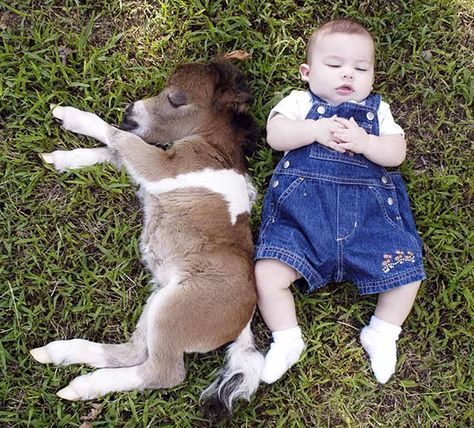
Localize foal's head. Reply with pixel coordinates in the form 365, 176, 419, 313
121, 61, 258, 156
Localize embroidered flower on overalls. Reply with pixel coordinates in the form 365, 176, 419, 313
382, 250, 415, 273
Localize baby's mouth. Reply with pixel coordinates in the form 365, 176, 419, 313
336, 85, 354, 95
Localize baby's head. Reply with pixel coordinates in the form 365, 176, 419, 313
300, 19, 375, 106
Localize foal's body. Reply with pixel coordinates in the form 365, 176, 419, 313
31, 61, 263, 413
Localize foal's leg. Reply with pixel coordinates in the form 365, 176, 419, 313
51, 105, 169, 183
51, 105, 111, 142
30, 326, 147, 369
40, 147, 115, 172
29, 288, 169, 368
53, 287, 187, 401
41, 105, 118, 171
55, 345, 185, 401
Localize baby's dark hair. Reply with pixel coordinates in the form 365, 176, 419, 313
306, 19, 374, 63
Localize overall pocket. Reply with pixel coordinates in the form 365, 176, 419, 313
259, 175, 306, 238
388, 172, 423, 247
368, 185, 422, 253
273, 176, 306, 215
309, 143, 369, 168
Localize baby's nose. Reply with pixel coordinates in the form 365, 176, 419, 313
342, 69, 354, 79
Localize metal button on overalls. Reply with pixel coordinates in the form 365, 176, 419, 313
387, 197, 394, 205
366, 111, 375, 120
283, 160, 290, 169
317, 106, 326, 114
381, 176, 389, 184
272, 180, 279, 188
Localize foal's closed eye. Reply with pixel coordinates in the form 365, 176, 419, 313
167, 90, 188, 107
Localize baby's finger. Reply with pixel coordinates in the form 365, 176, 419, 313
329, 116, 346, 126
338, 142, 356, 152
331, 135, 345, 143
331, 120, 346, 129
330, 125, 345, 133
328, 141, 346, 153
332, 131, 350, 142
334, 117, 351, 127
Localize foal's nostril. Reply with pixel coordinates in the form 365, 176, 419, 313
124, 102, 134, 116
120, 102, 138, 131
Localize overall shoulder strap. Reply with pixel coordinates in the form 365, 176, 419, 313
364, 93, 382, 110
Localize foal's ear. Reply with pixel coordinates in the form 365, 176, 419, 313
211, 61, 252, 113
214, 88, 252, 113
221, 50, 251, 61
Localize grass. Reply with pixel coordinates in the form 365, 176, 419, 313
1, 0, 472, 426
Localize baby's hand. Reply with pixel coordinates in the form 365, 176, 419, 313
315, 116, 347, 153
332, 117, 369, 154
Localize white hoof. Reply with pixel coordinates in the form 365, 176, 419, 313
30, 347, 53, 364
50, 104, 64, 119
39, 152, 54, 164
57, 386, 82, 401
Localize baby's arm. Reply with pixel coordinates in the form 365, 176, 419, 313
333, 117, 406, 167
267, 114, 346, 152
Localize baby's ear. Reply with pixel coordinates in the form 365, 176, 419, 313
299, 64, 310, 82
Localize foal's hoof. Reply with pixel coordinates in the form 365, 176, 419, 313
57, 386, 81, 401
50, 103, 63, 117
30, 347, 53, 364
39, 152, 54, 164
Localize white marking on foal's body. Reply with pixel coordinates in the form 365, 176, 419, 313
144, 169, 251, 224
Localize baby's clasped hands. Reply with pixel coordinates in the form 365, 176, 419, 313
332, 116, 370, 154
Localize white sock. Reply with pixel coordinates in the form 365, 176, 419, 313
260, 326, 305, 384
360, 315, 402, 384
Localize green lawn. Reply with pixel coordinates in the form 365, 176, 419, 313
1, 0, 472, 426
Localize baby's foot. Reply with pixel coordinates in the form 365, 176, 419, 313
360, 316, 401, 384
260, 337, 305, 384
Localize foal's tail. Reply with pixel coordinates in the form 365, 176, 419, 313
200, 322, 264, 420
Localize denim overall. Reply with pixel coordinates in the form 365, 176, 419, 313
255, 92, 426, 294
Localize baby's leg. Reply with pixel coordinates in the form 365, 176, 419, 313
361, 280, 421, 383
256, 259, 300, 330
374, 280, 421, 325
255, 259, 305, 383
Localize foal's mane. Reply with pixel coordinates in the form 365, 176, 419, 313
210, 61, 259, 160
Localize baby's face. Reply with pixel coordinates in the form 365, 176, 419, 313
300, 32, 375, 106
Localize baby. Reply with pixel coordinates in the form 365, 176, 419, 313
255, 19, 426, 384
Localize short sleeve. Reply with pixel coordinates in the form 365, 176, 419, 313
378, 101, 405, 136
267, 90, 313, 124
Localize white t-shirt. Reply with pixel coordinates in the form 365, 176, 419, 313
268, 90, 404, 136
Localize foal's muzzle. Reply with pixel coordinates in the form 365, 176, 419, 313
120, 103, 138, 131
